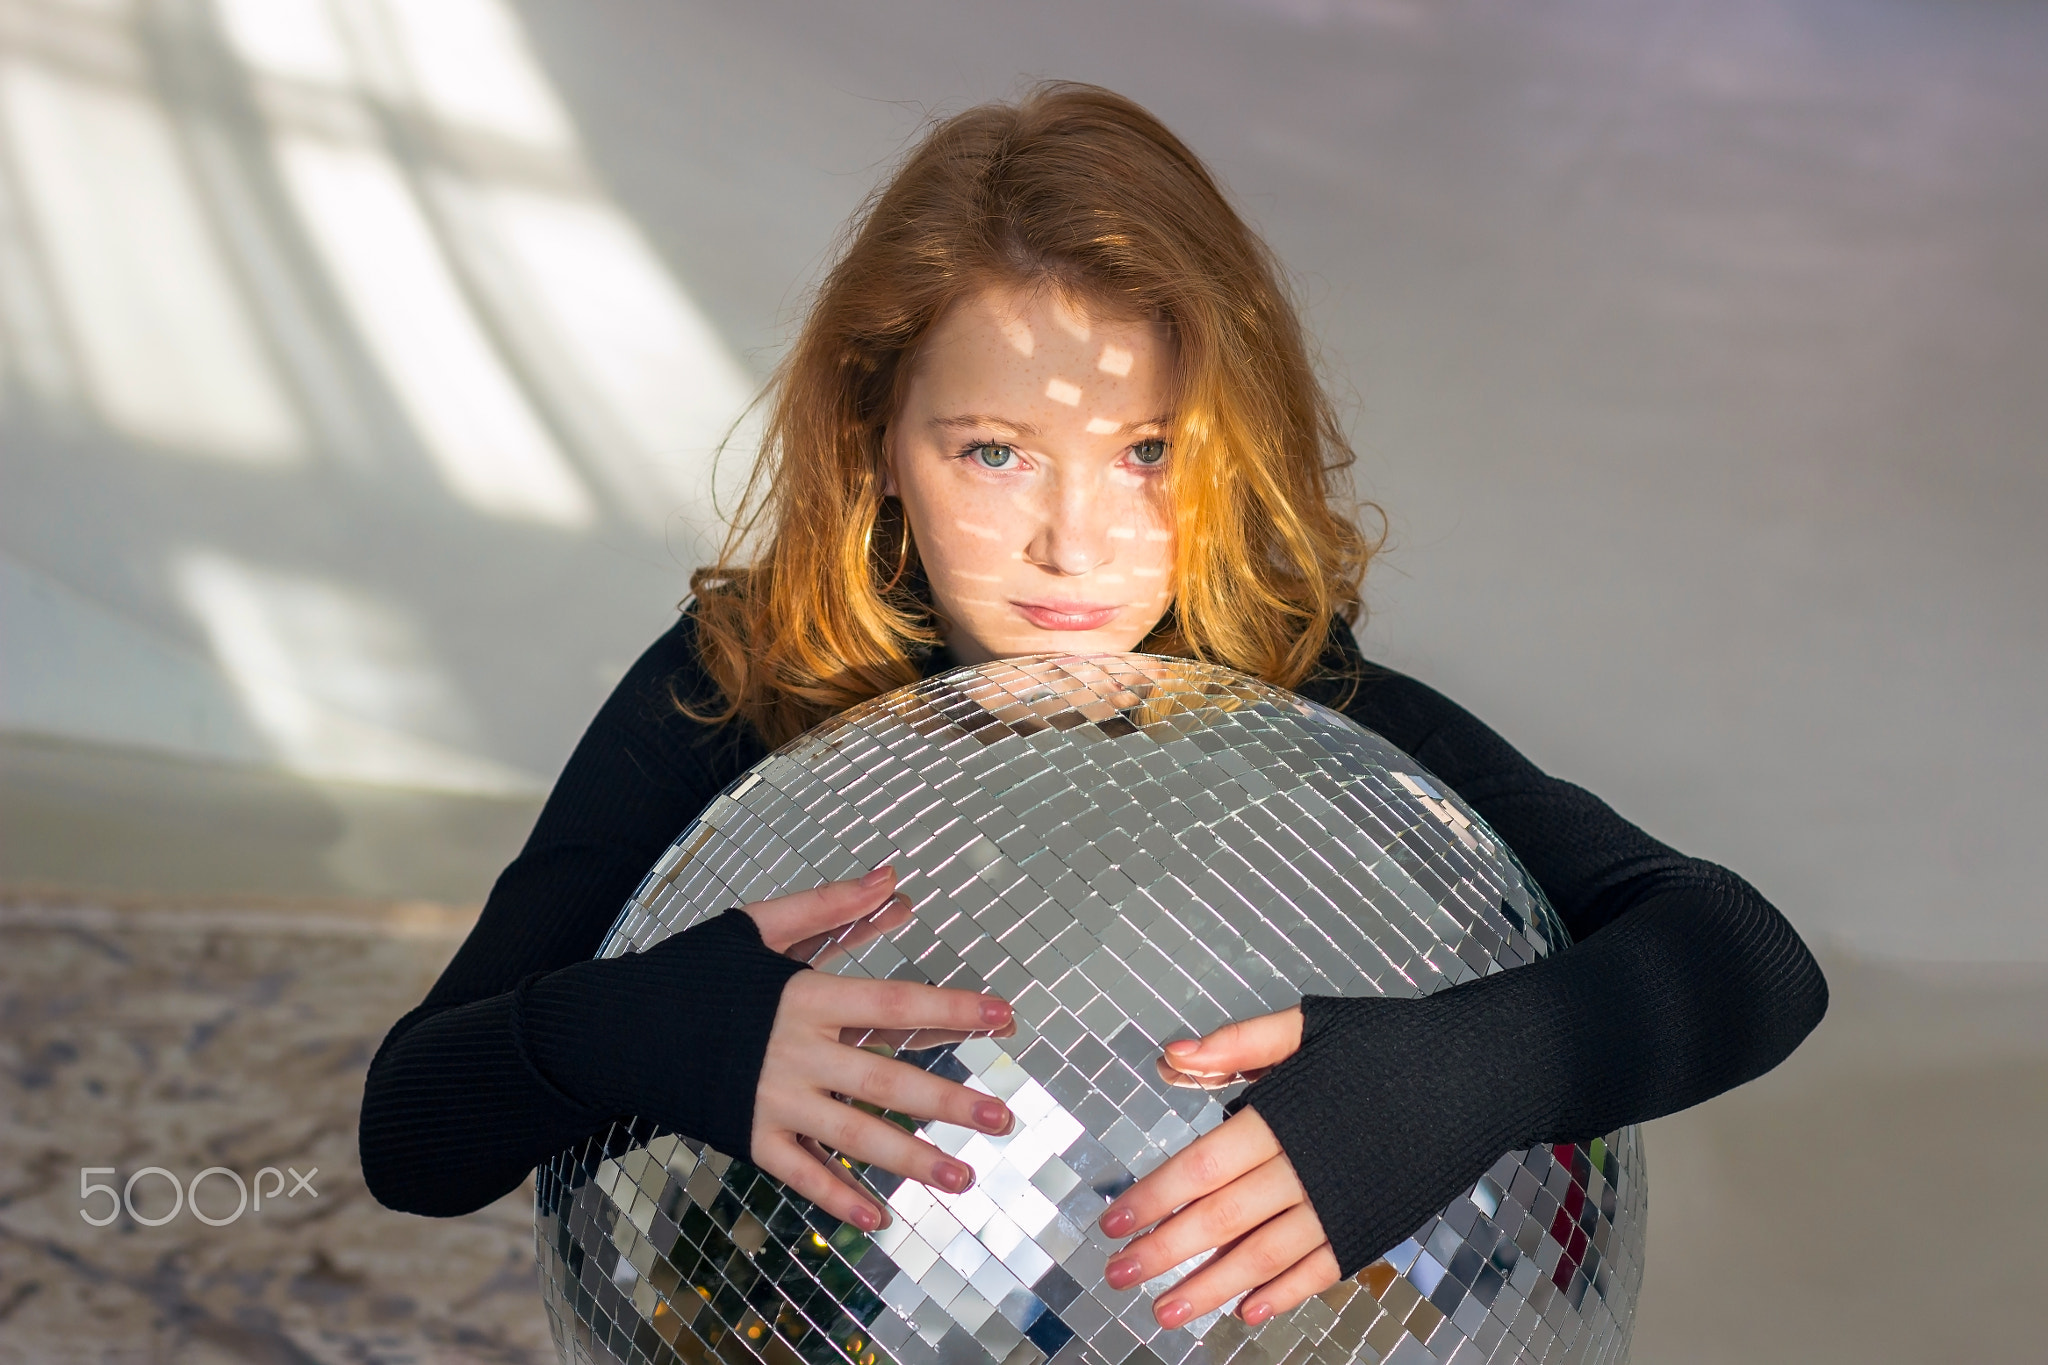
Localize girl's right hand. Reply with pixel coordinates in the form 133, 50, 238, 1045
743, 867, 1016, 1231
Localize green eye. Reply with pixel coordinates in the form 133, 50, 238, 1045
1130, 439, 1168, 466
971, 443, 1015, 469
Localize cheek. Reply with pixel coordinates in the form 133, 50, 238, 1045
901, 475, 1019, 580
1108, 474, 1176, 560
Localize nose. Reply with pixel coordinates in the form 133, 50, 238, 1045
1023, 472, 1114, 576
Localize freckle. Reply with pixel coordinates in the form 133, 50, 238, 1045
1045, 378, 1082, 406
1097, 345, 1133, 377
1085, 416, 1119, 434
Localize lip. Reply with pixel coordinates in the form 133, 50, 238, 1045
1013, 600, 1122, 631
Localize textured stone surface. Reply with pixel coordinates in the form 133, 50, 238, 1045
0, 893, 554, 1365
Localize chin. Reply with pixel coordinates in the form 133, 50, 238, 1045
1004, 628, 1150, 658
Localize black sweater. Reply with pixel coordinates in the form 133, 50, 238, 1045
359, 610, 1827, 1275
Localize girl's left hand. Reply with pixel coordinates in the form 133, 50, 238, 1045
1096, 1006, 1342, 1329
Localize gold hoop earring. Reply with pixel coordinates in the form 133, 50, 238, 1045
867, 506, 912, 592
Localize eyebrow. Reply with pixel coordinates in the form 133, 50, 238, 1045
930, 414, 1172, 437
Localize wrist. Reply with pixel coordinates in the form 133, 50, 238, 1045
518, 912, 810, 1154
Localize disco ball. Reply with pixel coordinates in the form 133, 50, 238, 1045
537, 655, 1645, 1365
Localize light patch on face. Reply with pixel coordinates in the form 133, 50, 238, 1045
887, 286, 1177, 665
1097, 344, 1133, 377
999, 314, 1035, 356
1049, 294, 1093, 340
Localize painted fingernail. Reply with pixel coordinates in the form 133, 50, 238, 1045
1105, 1255, 1143, 1289
1099, 1206, 1136, 1237
937, 1161, 974, 1193
1165, 1039, 1200, 1057
861, 866, 893, 888
850, 1203, 880, 1231
981, 998, 1013, 1027
1241, 1301, 1273, 1326
1156, 1299, 1193, 1329
973, 1101, 1011, 1133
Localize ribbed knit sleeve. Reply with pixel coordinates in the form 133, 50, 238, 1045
358, 609, 776, 1217
1249, 633, 1829, 1276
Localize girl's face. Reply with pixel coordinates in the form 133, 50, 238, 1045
886, 287, 1177, 664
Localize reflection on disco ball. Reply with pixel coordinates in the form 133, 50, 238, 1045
537, 656, 1645, 1365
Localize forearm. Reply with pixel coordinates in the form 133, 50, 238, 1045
1247, 869, 1827, 1275
358, 991, 611, 1217
358, 912, 807, 1218
1509, 868, 1828, 1140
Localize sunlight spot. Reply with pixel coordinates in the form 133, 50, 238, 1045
1049, 294, 1092, 340
1097, 344, 1132, 376
1045, 378, 1082, 407
1131, 566, 1167, 578
946, 569, 1003, 584
952, 519, 1002, 541
0, 59, 301, 461
173, 549, 542, 794
445, 183, 753, 524
371, 0, 575, 149
1085, 416, 1119, 435
1107, 526, 1136, 540
213, 0, 354, 87
998, 314, 1034, 356
0, 124, 75, 404
1143, 528, 1173, 542
276, 135, 593, 526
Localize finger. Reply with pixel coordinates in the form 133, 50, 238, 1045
787, 972, 1014, 1035
1149, 1205, 1330, 1330
1238, 1243, 1343, 1327
753, 1130, 888, 1231
788, 1092, 981, 1194
826, 897, 914, 953
828, 1044, 1014, 1136
788, 895, 912, 965
1099, 1108, 1281, 1239
846, 1019, 1018, 1051
1155, 1055, 1275, 1090
1159, 1008, 1303, 1080
797, 1135, 891, 1219
1103, 1157, 1302, 1290
745, 867, 898, 954
895, 1018, 1018, 1049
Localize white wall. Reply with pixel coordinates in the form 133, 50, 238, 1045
4, 0, 2043, 958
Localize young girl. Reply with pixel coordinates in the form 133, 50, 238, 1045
361, 83, 1826, 1333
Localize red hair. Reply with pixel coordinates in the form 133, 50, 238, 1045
689, 83, 1377, 745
